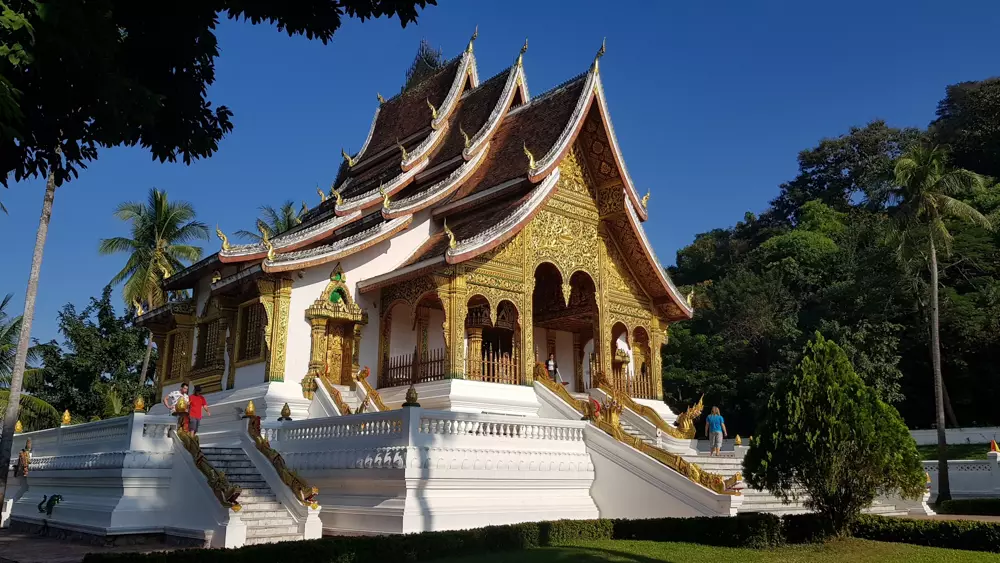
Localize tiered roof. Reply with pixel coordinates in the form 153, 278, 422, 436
167, 36, 692, 322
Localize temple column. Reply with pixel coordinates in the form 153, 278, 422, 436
521, 281, 535, 384
573, 332, 584, 391
467, 327, 483, 380
546, 330, 556, 359
651, 316, 665, 400
377, 310, 392, 388
439, 271, 467, 379
352, 324, 363, 379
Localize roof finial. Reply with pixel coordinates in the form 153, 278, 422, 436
341, 148, 356, 167
317, 187, 327, 203
460, 125, 470, 149
443, 218, 457, 249
523, 141, 536, 170
593, 38, 606, 72
379, 184, 391, 210
426, 98, 438, 120
259, 220, 275, 261
641, 189, 650, 209
397, 138, 409, 161
377, 92, 386, 105
331, 185, 343, 206
517, 38, 528, 66
466, 25, 478, 53
216, 225, 231, 251
300, 201, 309, 216
133, 300, 144, 316
686, 289, 695, 307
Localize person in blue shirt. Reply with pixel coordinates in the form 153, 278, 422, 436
704, 406, 727, 457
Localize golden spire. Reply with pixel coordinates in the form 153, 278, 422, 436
517, 38, 528, 66
317, 187, 327, 203
134, 396, 146, 412
379, 184, 391, 210
593, 38, 606, 72
523, 141, 536, 170
460, 125, 470, 149
466, 25, 478, 53
443, 218, 457, 249
61, 410, 71, 426
641, 189, 650, 209
216, 225, 231, 251
426, 98, 438, 120
377, 92, 385, 105
341, 148, 356, 167
331, 186, 343, 206
397, 139, 409, 161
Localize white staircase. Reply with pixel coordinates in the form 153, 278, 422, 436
201, 447, 302, 545
329, 385, 364, 413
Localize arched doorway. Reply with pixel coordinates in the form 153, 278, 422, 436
607, 322, 632, 393
465, 297, 521, 385
304, 265, 368, 392
378, 292, 446, 388
632, 326, 654, 399
532, 264, 598, 392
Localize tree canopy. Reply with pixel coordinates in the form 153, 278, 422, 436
0, 0, 436, 187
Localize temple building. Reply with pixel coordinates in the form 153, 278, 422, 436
2, 36, 925, 548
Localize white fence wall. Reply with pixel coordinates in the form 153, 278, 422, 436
910, 427, 1000, 446
925, 453, 1000, 502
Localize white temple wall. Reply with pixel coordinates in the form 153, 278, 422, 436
554, 330, 575, 391
427, 308, 445, 352
232, 362, 266, 391
388, 303, 417, 359
282, 210, 434, 383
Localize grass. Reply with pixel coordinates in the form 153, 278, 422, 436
429, 539, 1000, 563
916, 442, 991, 460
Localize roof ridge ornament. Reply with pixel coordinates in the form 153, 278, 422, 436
523, 141, 536, 170
331, 185, 344, 206
216, 225, 231, 251
686, 289, 695, 308
426, 98, 438, 120
641, 189, 650, 209
466, 25, 478, 54
317, 187, 327, 203
341, 148, 357, 167
397, 138, 409, 161
593, 37, 606, 72
460, 125, 470, 149
259, 220, 275, 261
379, 184, 391, 210
443, 218, 457, 249
517, 38, 528, 67
300, 201, 309, 216
377, 92, 386, 105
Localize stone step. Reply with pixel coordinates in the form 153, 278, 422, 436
211, 460, 254, 469
243, 517, 298, 527
239, 493, 279, 504
238, 510, 289, 520
219, 466, 261, 475
247, 525, 299, 538
230, 479, 268, 489
245, 534, 302, 545
203, 447, 244, 453
203, 454, 251, 463
240, 501, 284, 512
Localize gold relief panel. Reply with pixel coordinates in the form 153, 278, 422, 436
475, 234, 524, 268
607, 300, 651, 321
380, 275, 437, 312
466, 271, 524, 295
530, 209, 599, 276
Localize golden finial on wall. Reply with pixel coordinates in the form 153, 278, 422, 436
466, 25, 478, 53
641, 189, 650, 209
61, 410, 71, 426
379, 184, 391, 210
244, 400, 256, 418
341, 148, 356, 167
377, 92, 385, 105
134, 396, 146, 412
14, 420, 23, 434
443, 218, 456, 249
331, 186, 344, 206
317, 187, 327, 203
734, 434, 742, 446
397, 139, 409, 161
593, 37, 606, 71
523, 141, 536, 170
426, 98, 438, 120
216, 225, 231, 251
460, 126, 470, 149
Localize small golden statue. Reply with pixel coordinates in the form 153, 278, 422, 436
443, 219, 456, 249
426, 98, 438, 120
279, 403, 292, 422
14, 420, 23, 434
377, 92, 386, 104
734, 434, 742, 446
402, 385, 420, 408
244, 400, 256, 418
61, 410, 72, 426
134, 396, 146, 412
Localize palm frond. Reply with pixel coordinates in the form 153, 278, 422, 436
936, 194, 994, 231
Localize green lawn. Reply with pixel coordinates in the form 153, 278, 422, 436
430, 539, 1000, 563
916, 442, 991, 460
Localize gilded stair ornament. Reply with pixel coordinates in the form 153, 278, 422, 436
177, 428, 242, 510
426, 98, 438, 120
279, 403, 292, 421
61, 410, 71, 425
317, 187, 328, 203
734, 434, 742, 446
379, 184, 391, 210
641, 189, 650, 209
341, 148, 356, 167
243, 400, 256, 418
14, 420, 22, 434
466, 25, 478, 53
397, 139, 409, 161
133, 396, 146, 412
377, 92, 386, 105
523, 142, 536, 170
215, 225, 231, 251
443, 219, 457, 249
247, 415, 319, 508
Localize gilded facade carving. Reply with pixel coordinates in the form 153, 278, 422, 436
531, 209, 599, 275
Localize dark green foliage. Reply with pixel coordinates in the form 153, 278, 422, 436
0, 0, 436, 187
936, 499, 1000, 516
32, 286, 155, 420
852, 514, 1000, 553
611, 513, 784, 548
743, 334, 926, 535
931, 78, 1000, 178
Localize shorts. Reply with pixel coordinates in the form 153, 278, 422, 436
709, 431, 724, 449
189, 417, 202, 433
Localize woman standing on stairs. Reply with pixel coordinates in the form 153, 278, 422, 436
705, 406, 727, 457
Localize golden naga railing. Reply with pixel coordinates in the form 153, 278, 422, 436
176, 428, 243, 511
355, 366, 389, 412
247, 415, 319, 509
534, 363, 739, 495
592, 372, 702, 441
317, 371, 354, 415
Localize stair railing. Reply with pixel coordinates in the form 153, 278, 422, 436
174, 428, 243, 510
245, 415, 319, 509
593, 372, 700, 440
354, 366, 389, 412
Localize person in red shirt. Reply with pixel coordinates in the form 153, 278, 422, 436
188, 385, 211, 434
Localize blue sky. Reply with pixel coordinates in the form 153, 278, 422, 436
3, 1, 998, 343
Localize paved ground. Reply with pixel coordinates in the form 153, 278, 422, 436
0, 530, 176, 563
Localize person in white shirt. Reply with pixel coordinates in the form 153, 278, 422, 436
163, 382, 189, 413
547, 353, 566, 385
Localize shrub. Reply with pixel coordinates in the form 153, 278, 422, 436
743, 333, 926, 535
937, 499, 1000, 516
853, 514, 1000, 553
612, 513, 783, 548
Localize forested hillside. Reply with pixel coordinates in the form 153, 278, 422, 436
663, 78, 1000, 433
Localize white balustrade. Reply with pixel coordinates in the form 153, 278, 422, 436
418, 414, 585, 442
9, 413, 176, 459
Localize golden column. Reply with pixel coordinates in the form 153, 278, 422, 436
440, 271, 467, 378
650, 316, 665, 400
467, 327, 483, 379
572, 332, 584, 390
352, 324, 363, 377
307, 317, 327, 381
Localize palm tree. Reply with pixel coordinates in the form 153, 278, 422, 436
891, 143, 995, 503
98, 188, 209, 388
0, 294, 58, 432
236, 201, 305, 242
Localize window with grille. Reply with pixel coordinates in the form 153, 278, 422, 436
167, 331, 190, 380
195, 319, 223, 369
237, 302, 266, 362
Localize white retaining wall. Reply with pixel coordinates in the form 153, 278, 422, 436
910, 427, 1000, 446
925, 452, 1000, 502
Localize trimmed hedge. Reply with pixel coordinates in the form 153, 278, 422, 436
937, 498, 1000, 516
80, 513, 1000, 562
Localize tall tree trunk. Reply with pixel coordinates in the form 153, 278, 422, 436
942, 380, 960, 428
0, 171, 57, 507
929, 234, 951, 503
